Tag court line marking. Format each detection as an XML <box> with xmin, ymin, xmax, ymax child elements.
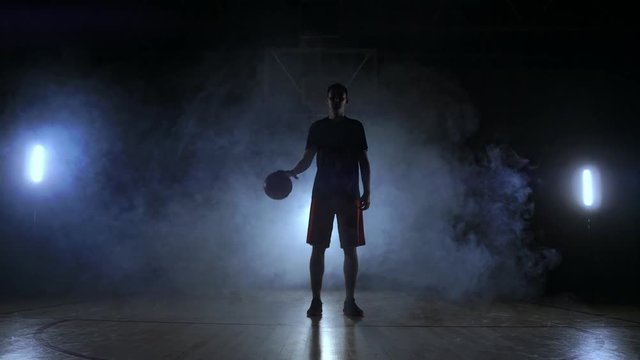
<box><xmin>527</xmin><ymin>301</ymin><xmax>640</xmax><ymax>326</ymax></box>
<box><xmin>30</xmin><ymin>317</ymin><xmax>639</xmax><ymax>360</ymax></box>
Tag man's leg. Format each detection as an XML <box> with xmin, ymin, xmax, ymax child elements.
<box><xmin>342</xmin><ymin>246</ymin><xmax>363</xmax><ymax>316</ymax></box>
<box><xmin>310</xmin><ymin>245</ymin><xmax>326</xmax><ymax>300</ymax></box>
<box><xmin>342</xmin><ymin>246</ymin><xmax>358</xmax><ymax>301</ymax></box>
<box><xmin>307</xmin><ymin>245</ymin><xmax>326</xmax><ymax>317</ymax></box>
<box><xmin>337</xmin><ymin>198</ymin><xmax>365</xmax><ymax>316</ymax></box>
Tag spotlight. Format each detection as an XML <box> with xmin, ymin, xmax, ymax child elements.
<box><xmin>582</xmin><ymin>169</ymin><xmax>593</xmax><ymax>207</ymax></box>
<box><xmin>28</xmin><ymin>144</ymin><xmax>46</xmax><ymax>184</ymax></box>
<box><xmin>575</xmin><ymin>165</ymin><xmax>601</xmax><ymax>210</ymax></box>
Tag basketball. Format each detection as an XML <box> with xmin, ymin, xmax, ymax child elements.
<box><xmin>264</xmin><ymin>170</ymin><xmax>293</xmax><ymax>200</ymax></box>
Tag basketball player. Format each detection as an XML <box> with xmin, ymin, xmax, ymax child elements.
<box><xmin>285</xmin><ymin>83</ymin><xmax>370</xmax><ymax>317</ymax></box>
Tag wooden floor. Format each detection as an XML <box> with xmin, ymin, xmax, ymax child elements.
<box><xmin>0</xmin><ymin>290</ymin><xmax>639</xmax><ymax>359</ymax></box>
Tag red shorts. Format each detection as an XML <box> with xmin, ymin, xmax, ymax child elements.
<box><xmin>306</xmin><ymin>196</ymin><xmax>365</xmax><ymax>248</ymax></box>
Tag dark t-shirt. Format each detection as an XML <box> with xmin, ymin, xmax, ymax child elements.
<box><xmin>305</xmin><ymin>117</ymin><xmax>368</xmax><ymax>199</ymax></box>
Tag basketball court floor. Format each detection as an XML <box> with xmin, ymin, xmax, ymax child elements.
<box><xmin>1</xmin><ymin>290</ymin><xmax>639</xmax><ymax>359</ymax></box>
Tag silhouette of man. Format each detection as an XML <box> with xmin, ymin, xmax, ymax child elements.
<box><xmin>285</xmin><ymin>83</ymin><xmax>370</xmax><ymax>317</ymax></box>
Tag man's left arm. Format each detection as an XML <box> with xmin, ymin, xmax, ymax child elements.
<box><xmin>358</xmin><ymin>150</ymin><xmax>370</xmax><ymax>210</ymax></box>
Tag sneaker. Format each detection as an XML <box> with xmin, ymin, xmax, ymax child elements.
<box><xmin>343</xmin><ymin>298</ymin><xmax>364</xmax><ymax>317</ymax></box>
<box><xmin>306</xmin><ymin>298</ymin><xmax>322</xmax><ymax>317</ymax></box>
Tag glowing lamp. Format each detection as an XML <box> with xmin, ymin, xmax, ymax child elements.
<box><xmin>28</xmin><ymin>145</ymin><xmax>46</xmax><ymax>183</ymax></box>
<box><xmin>582</xmin><ymin>169</ymin><xmax>593</xmax><ymax>207</ymax></box>
<box><xmin>576</xmin><ymin>165</ymin><xmax>601</xmax><ymax>210</ymax></box>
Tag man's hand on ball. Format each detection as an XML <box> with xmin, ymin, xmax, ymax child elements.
<box><xmin>283</xmin><ymin>170</ymin><xmax>298</xmax><ymax>179</ymax></box>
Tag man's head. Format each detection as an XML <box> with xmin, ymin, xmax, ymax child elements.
<box><xmin>327</xmin><ymin>83</ymin><xmax>348</xmax><ymax>116</ymax></box>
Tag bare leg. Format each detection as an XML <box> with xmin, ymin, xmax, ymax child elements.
<box><xmin>343</xmin><ymin>246</ymin><xmax>358</xmax><ymax>301</ymax></box>
<box><xmin>310</xmin><ymin>246</ymin><xmax>326</xmax><ymax>300</ymax></box>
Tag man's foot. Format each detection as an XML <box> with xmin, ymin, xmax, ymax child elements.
<box><xmin>306</xmin><ymin>298</ymin><xmax>323</xmax><ymax>317</ymax></box>
<box><xmin>343</xmin><ymin>298</ymin><xmax>364</xmax><ymax>317</ymax></box>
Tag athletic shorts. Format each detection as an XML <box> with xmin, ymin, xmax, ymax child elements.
<box><xmin>306</xmin><ymin>196</ymin><xmax>365</xmax><ymax>248</ymax></box>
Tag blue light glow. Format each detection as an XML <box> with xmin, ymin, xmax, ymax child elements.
<box><xmin>582</xmin><ymin>169</ymin><xmax>593</xmax><ymax>207</ymax></box>
<box><xmin>576</xmin><ymin>165</ymin><xmax>601</xmax><ymax>210</ymax></box>
<box><xmin>29</xmin><ymin>145</ymin><xmax>46</xmax><ymax>183</ymax></box>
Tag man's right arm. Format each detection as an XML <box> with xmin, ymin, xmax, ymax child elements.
<box><xmin>287</xmin><ymin>149</ymin><xmax>316</xmax><ymax>178</ymax></box>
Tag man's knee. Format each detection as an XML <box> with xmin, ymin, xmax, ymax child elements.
<box><xmin>342</xmin><ymin>246</ymin><xmax>357</xmax><ymax>258</ymax></box>
<box><xmin>312</xmin><ymin>245</ymin><xmax>327</xmax><ymax>257</ymax></box>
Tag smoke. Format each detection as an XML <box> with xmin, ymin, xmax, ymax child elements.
<box><xmin>351</xmin><ymin>64</ymin><xmax>560</xmax><ymax>300</ymax></box>
<box><xmin>0</xmin><ymin>53</ymin><xmax>559</xmax><ymax>301</ymax></box>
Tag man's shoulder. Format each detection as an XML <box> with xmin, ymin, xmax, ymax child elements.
<box><xmin>343</xmin><ymin>116</ymin><xmax>362</xmax><ymax>124</ymax></box>
<box><xmin>310</xmin><ymin>116</ymin><xmax>364</xmax><ymax>128</ymax></box>
<box><xmin>310</xmin><ymin>117</ymin><xmax>329</xmax><ymax>128</ymax></box>
<box><xmin>346</xmin><ymin>117</ymin><xmax>365</xmax><ymax>130</ymax></box>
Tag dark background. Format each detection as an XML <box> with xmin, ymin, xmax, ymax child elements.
<box><xmin>1</xmin><ymin>1</ymin><xmax>638</xmax><ymax>302</ymax></box>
